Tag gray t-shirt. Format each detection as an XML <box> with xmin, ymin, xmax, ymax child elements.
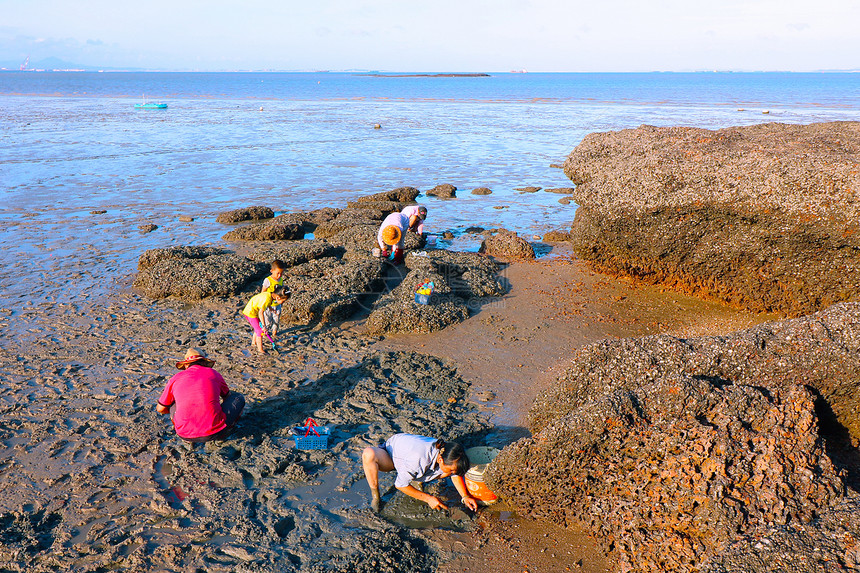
<box><xmin>383</xmin><ymin>433</ymin><xmax>443</xmax><ymax>488</ymax></box>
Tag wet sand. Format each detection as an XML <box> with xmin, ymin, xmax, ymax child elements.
<box><xmin>0</xmin><ymin>244</ymin><xmax>772</xmax><ymax>572</ymax></box>
<box><xmin>379</xmin><ymin>247</ymin><xmax>772</xmax><ymax>428</ymax></box>
<box><xmin>374</xmin><ymin>248</ymin><xmax>773</xmax><ymax>573</ymax></box>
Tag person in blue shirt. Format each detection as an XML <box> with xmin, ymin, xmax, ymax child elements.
<box><xmin>361</xmin><ymin>433</ymin><xmax>479</xmax><ymax>512</ymax></box>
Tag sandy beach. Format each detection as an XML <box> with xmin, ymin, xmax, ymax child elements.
<box><xmin>380</xmin><ymin>250</ymin><xmax>773</xmax><ymax>573</ymax></box>
<box><xmin>3</xmin><ymin>68</ymin><xmax>860</xmax><ymax>572</ymax></box>
<box><xmin>0</xmin><ymin>235</ymin><xmax>771</xmax><ymax>572</ymax></box>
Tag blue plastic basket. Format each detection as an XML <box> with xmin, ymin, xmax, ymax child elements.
<box><xmin>292</xmin><ymin>425</ymin><xmax>330</xmax><ymax>450</ymax></box>
<box><xmin>414</xmin><ymin>293</ymin><xmax>431</xmax><ymax>305</ymax></box>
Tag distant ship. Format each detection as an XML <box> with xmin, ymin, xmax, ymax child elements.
<box><xmin>511</xmin><ymin>69</ymin><xmax>528</xmax><ymax>73</ymax></box>
<box><xmin>134</xmin><ymin>95</ymin><xmax>168</xmax><ymax>109</ymax></box>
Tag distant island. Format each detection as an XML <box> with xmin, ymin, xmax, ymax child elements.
<box><xmin>359</xmin><ymin>73</ymin><xmax>491</xmax><ymax>78</ymax></box>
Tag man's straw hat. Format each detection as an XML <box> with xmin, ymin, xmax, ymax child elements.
<box><xmin>175</xmin><ymin>347</ymin><xmax>215</xmax><ymax>370</ymax></box>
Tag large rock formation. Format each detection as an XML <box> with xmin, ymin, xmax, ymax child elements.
<box><xmin>219</xmin><ymin>207</ymin><xmax>342</xmax><ymax>241</ymax></box>
<box><xmin>222</xmin><ymin>221</ymin><xmax>305</xmax><ymax>241</ymax></box>
<box><xmin>283</xmin><ymin>257</ymin><xmax>386</xmax><ymax>325</ymax></box>
<box><xmin>134</xmin><ymin>188</ymin><xmax>508</xmax><ymax>333</ymax></box>
<box><xmin>239</xmin><ymin>240</ymin><xmax>343</xmax><ymax>269</ymax></box>
<box><xmin>133</xmin><ymin>247</ymin><xmax>268</xmax><ymax>300</ymax></box>
<box><xmin>529</xmin><ymin>303</ymin><xmax>860</xmax><ymax>442</ymax></box>
<box><xmin>564</xmin><ymin>122</ymin><xmax>860</xmax><ymax>316</ymax></box>
<box><xmin>486</xmin><ymin>303</ymin><xmax>860</xmax><ymax>573</ymax></box>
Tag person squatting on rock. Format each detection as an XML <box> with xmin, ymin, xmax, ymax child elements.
<box><xmin>156</xmin><ymin>348</ymin><xmax>245</xmax><ymax>443</ymax></box>
<box><xmin>400</xmin><ymin>204</ymin><xmax>427</xmax><ymax>235</ymax></box>
<box><xmin>361</xmin><ymin>433</ymin><xmax>479</xmax><ymax>513</ymax></box>
<box><xmin>260</xmin><ymin>259</ymin><xmax>287</xmax><ymax>337</ymax></box>
<box><xmin>242</xmin><ymin>284</ymin><xmax>291</xmax><ymax>353</ymax></box>
<box><xmin>376</xmin><ymin>211</ymin><xmax>410</xmax><ymax>264</ymax></box>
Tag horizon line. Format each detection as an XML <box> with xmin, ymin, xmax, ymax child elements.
<box><xmin>3</xmin><ymin>68</ymin><xmax>860</xmax><ymax>74</ymax></box>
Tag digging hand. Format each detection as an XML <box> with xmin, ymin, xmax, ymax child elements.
<box><xmin>426</xmin><ymin>496</ymin><xmax>448</xmax><ymax>511</ymax></box>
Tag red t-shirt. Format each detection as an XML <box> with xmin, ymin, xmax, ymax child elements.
<box><xmin>158</xmin><ymin>365</ymin><xmax>230</xmax><ymax>439</ymax></box>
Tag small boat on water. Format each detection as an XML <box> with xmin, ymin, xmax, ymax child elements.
<box><xmin>135</xmin><ymin>95</ymin><xmax>168</xmax><ymax>110</ymax></box>
<box><xmin>134</xmin><ymin>102</ymin><xmax>168</xmax><ymax>109</ymax></box>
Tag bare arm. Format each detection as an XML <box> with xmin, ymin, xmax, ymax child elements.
<box><xmin>450</xmin><ymin>475</ymin><xmax>479</xmax><ymax>511</ymax></box>
<box><xmin>156</xmin><ymin>403</ymin><xmax>169</xmax><ymax>415</ymax></box>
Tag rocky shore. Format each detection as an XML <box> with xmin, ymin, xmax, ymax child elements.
<box><xmin>484</xmin><ymin>121</ymin><xmax>860</xmax><ymax>572</ymax></box>
<box><xmin>487</xmin><ymin>303</ymin><xmax>860</xmax><ymax>572</ymax></box>
<box><xmin>563</xmin><ymin>122</ymin><xmax>860</xmax><ymax>316</ymax></box>
<box><xmin>4</xmin><ymin>121</ymin><xmax>860</xmax><ymax>573</ymax></box>
<box><xmin>134</xmin><ymin>186</ymin><xmax>522</xmax><ymax>336</ymax></box>
<box><xmin>0</xmin><ymin>186</ymin><xmax>551</xmax><ymax>572</ymax></box>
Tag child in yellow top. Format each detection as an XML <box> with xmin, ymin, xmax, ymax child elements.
<box><xmin>242</xmin><ymin>285</ymin><xmax>290</xmax><ymax>354</ymax></box>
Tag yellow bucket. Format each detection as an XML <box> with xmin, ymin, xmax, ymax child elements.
<box><xmin>464</xmin><ymin>447</ymin><xmax>500</xmax><ymax>505</ymax></box>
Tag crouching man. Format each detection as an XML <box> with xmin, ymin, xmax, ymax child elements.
<box><xmin>156</xmin><ymin>348</ymin><xmax>245</xmax><ymax>443</ymax></box>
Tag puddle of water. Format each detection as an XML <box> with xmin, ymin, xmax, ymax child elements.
<box><xmin>152</xmin><ymin>455</ymin><xmax>189</xmax><ymax>510</ymax></box>
<box><xmin>66</xmin><ymin>516</ymin><xmax>111</xmax><ymax>546</ymax></box>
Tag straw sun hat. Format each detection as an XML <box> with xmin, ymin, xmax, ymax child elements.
<box><xmin>381</xmin><ymin>225</ymin><xmax>402</xmax><ymax>246</ymax></box>
<box><xmin>175</xmin><ymin>347</ymin><xmax>215</xmax><ymax>370</ymax></box>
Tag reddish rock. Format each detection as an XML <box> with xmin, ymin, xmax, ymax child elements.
<box><xmin>487</xmin><ymin>302</ymin><xmax>860</xmax><ymax>573</ymax></box>
<box><xmin>352</xmin><ymin>186</ymin><xmax>420</xmax><ymax>204</ymax></box>
<box><xmin>542</xmin><ymin>230</ymin><xmax>572</xmax><ymax>242</ymax></box>
<box><xmin>222</xmin><ymin>221</ymin><xmax>304</xmax><ymax>241</ymax></box>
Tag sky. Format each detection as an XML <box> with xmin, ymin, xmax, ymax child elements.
<box><xmin>1</xmin><ymin>0</ymin><xmax>858</xmax><ymax>72</ymax></box>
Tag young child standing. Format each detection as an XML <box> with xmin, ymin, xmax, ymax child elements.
<box><xmin>260</xmin><ymin>260</ymin><xmax>287</xmax><ymax>337</ymax></box>
<box><xmin>242</xmin><ymin>284</ymin><xmax>291</xmax><ymax>354</ymax></box>
<box><xmin>261</xmin><ymin>259</ymin><xmax>286</xmax><ymax>293</ymax></box>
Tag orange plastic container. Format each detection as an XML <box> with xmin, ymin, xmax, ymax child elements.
<box><xmin>464</xmin><ymin>447</ymin><xmax>500</xmax><ymax>505</ymax></box>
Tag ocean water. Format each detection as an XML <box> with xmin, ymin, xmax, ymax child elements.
<box><xmin>1</xmin><ymin>71</ymin><xmax>860</xmax><ymax>307</ymax></box>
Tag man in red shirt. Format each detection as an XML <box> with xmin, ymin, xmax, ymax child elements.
<box><xmin>156</xmin><ymin>348</ymin><xmax>245</xmax><ymax>443</ymax></box>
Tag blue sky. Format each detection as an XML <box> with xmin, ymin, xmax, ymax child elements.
<box><xmin>1</xmin><ymin>0</ymin><xmax>858</xmax><ymax>72</ymax></box>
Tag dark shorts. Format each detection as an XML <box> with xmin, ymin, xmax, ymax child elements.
<box><xmin>172</xmin><ymin>392</ymin><xmax>246</xmax><ymax>443</ymax></box>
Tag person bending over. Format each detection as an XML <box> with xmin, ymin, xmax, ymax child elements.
<box><xmin>242</xmin><ymin>284</ymin><xmax>291</xmax><ymax>353</ymax></box>
<box><xmin>156</xmin><ymin>348</ymin><xmax>245</xmax><ymax>443</ymax></box>
<box><xmin>361</xmin><ymin>433</ymin><xmax>479</xmax><ymax>512</ymax></box>
<box><xmin>376</xmin><ymin>211</ymin><xmax>410</xmax><ymax>264</ymax></box>
<box><xmin>400</xmin><ymin>204</ymin><xmax>427</xmax><ymax>234</ymax></box>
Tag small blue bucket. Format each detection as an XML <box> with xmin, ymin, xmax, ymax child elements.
<box><xmin>414</xmin><ymin>293</ymin><xmax>430</xmax><ymax>305</ymax></box>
